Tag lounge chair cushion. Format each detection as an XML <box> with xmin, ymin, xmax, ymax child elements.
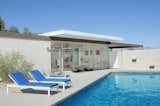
<box><xmin>29</xmin><ymin>70</ymin><xmax>46</xmax><ymax>80</ymax></box>
<box><xmin>9</xmin><ymin>71</ymin><xmax>29</xmax><ymax>85</ymax></box>
<box><xmin>9</xmin><ymin>71</ymin><xmax>58</xmax><ymax>87</ymax></box>
<box><xmin>24</xmin><ymin>82</ymin><xmax>57</xmax><ymax>87</ymax></box>
<box><xmin>29</xmin><ymin>70</ymin><xmax>71</xmax><ymax>82</ymax></box>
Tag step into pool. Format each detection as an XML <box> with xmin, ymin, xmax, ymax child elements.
<box><xmin>54</xmin><ymin>72</ymin><xmax>160</xmax><ymax>106</ymax></box>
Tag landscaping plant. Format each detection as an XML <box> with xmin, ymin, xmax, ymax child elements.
<box><xmin>0</xmin><ymin>52</ymin><xmax>34</xmax><ymax>82</ymax></box>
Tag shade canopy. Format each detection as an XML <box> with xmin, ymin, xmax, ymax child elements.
<box><xmin>39</xmin><ymin>29</ymin><xmax>123</xmax><ymax>42</ymax></box>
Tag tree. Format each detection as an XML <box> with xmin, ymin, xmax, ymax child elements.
<box><xmin>9</xmin><ymin>26</ymin><xmax>19</xmax><ymax>33</ymax></box>
<box><xmin>0</xmin><ymin>17</ymin><xmax>5</xmax><ymax>31</ymax></box>
<box><xmin>23</xmin><ymin>27</ymin><xmax>31</xmax><ymax>34</ymax></box>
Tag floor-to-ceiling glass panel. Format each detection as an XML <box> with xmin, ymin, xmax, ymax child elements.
<box><xmin>72</xmin><ymin>48</ymin><xmax>79</xmax><ymax>68</ymax></box>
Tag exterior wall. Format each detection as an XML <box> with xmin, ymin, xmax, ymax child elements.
<box><xmin>116</xmin><ymin>49</ymin><xmax>160</xmax><ymax>71</ymax></box>
<box><xmin>0</xmin><ymin>36</ymin><xmax>110</xmax><ymax>73</ymax></box>
<box><xmin>0</xmin><ymin>37</ymin><xmax>51</xmax><ymax>74</ymax></box>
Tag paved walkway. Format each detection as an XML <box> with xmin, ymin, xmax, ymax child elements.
<box><xmin>0</xmin><ymin>69</ymin><xmax>111</xmax><ymax>106</ymax></box>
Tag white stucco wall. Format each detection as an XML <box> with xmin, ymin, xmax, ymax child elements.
<box><xmin>0</xmin><ymin>37</ymin><xmax>51</xmax><ymax>74</ymax></box>
<box><xmin>116</xmin><ymin>49</ymin><xmax>160</xmax><ymax>71</ymax></box>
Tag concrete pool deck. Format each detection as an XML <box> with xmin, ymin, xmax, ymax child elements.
<box><xmin>0</xmin><ymin>69</ymin><xmax>113</xmax><ymax>106</ymax></box>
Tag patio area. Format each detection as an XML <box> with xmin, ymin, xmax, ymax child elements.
<box><xmin>0</xmin><ymin>69</ymin><xmax>112</xmax><ymax>106</ymax></box>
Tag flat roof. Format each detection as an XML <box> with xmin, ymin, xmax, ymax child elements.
<box><xmin>39</xmin><ymin>29</ymin><xmax>123</xmax><ymax>42</ymax></box>
<box><xmin>0</xmin><ymin>31</ymin><xmax>143</xmax><ymax>48</ymax></box>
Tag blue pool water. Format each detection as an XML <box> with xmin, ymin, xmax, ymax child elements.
<box><xmin>54</xmin><ymin>72</ymin><xmax>160</xmax><ymax>106</ymax></box>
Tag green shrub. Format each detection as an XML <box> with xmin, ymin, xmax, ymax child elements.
<box><xmin>0</xmin><ymin>52</ymin><xmax>34</xmax><ymax>82</ymax></box>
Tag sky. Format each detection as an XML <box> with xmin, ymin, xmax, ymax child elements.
<box><xmin>0</xmin><ymin>0</ymin><xmax>160</xmax><ymax>47</ymax></box>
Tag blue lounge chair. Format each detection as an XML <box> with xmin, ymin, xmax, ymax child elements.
<box><xmin>29</xmin><ymin>70</ymin><xmax>71</xmax><ymax>91</ymax></box>
<box><xmin>7</xmin><ymin>71</ymin><xmax>58</xmax><ymax>97</ymax></box>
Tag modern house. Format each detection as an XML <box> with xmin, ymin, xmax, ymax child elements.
<box><xmin>0</xmin><ymin>30</ymin><xmax>142</xmax><ymax>73</ymax></box>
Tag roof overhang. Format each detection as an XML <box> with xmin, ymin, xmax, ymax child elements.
<box><xmin>49</xmin><ymin>36</ymin><xmax>143</xmax><ymax>48</ymax></box>
<box><xmin>0</xmin><ymin>31</ymin><xmax>143</xmax><ymax>49</ymax></box>
<box><xmin>39</xmin><ymin>29</ymin><xmax>123</xmax><ymax>42</ymax></box>
<box><xmin>108</xmin><ymin>42</ymin><xmax>143</xmax><ymax>49</ymax></box>
<box><xmin>49</xmin><ymin>36</ymin><xmax>111</xmax><ymax>44</ymax></box>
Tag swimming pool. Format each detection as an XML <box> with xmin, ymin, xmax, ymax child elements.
<box><xmin>54</xmin><ymin>72</ymin><xmax>160</xmax><ymax>106</ymax></box>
